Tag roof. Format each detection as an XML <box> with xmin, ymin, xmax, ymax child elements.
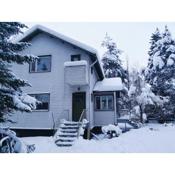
<box><xmin>93</xmin><ymin>77</ymin><xmax>123</xmax><ymax>92</ymax></box>
<box><xmin>17</xmin><ymin>25</ymin><xmax>104</xmax><ymax>80</ymax></box>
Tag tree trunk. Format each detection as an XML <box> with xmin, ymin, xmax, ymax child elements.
<box><xmin>139</xmin><ymin>105</ymin><xmax>143</xmax><ymax>123</ymax></box>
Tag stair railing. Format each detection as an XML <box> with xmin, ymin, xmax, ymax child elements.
<box><xmin>77</xmin><ymin>109</ymin><xmax>87</xmax><ymax>138</ymax></box>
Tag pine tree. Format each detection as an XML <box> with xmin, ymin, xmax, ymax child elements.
<box><xmin>0</xmin><ymin>22</ymin><xmax>38</xmax><ymax>122</ymax></box>
<box><xmin>101</xmin><ymin>34</ymin><xmax>128</xmax><ymax>82</ymax></box>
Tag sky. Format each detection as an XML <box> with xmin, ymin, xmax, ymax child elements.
<box><xmin>26</xmin><ymin>22</ymin><xmax>175</xmax><ymax>69</ymax></box>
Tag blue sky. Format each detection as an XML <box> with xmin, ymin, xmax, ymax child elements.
<box><xmin>26</xmin><ymin>22</ymin><xmax>175</xmax><ymax>69</ymax></box>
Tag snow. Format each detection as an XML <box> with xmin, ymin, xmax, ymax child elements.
<box><xmin>102</xmin><ymin>124</ymin><xmax>122</xmax><ymax>136</ymax></box>
<box><xmin>167</xmin><ymin>58</ymin><xmax>174</xmax><ymax>66</ymax></box>
<box><xmin>13</xmin><ymin>93</ymin><xmax>37</xmax><ymax>111</ymax></box>
<box><xmin>16</xmin><ymin>25</ymin><xmax>104</xmax><ymax>78</ymax></box>
<box><xmin>153</xmin><ymin>54</ymin><xmax>164</xmax><ymax>69</ymax></box>
<box><xmin>17</xmin><ymin>25</ymin><xmax>98</xmax><ymax>55</ymax></box>
<box><xmin>21</xmin><ymin>123</ymin><xmax>175</xmax><ymax>153</ymax></box>
<box><xmin>135</xmin><ymin>83</ymin><xmax>167</xmax><ymax>106</ymax></box>
<box><xmin>166</xmin><ymin>45</ymin><xmax>175</xmax><ymax>52</ymax></box>
<box><xmin>64</xmin><ymin>60</ymin><xmax>87</xmax><ymax>67</ymax></box>
<box><xmin>93</xmin><ymin>77</ymin><xmax>123</xmax><ymax>91</ymax></box>
<box><xmin>128</xmin><ymin>84</ymin><xmax>136</xmax><ymax>96</ymax></box>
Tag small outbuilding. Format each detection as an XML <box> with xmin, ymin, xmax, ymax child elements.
<box><xmin>93</xmin><ymin>77</ymin><xmax>123</xmax><ymax>126</ymax></box>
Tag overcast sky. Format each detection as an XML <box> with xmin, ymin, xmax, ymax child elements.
<box><xmin>26</xmin><ymin>22</ymin><xmax>175</xmax><ymax>69</ymax></box>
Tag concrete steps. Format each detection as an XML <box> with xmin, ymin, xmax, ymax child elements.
<box><xmin>54</xmin><ymin>120</ymin><xmax>88</xmax><ymax>147</ymax></box>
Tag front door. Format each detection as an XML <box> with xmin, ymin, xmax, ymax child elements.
<box><xmin>72</xmin><ymin>92</ymin><xmax>86</xmax><ymax>121</ymax></box>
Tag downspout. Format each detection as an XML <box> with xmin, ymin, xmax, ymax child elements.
<box><xmin>87</xmin><ymin>59</ymin><xmax>98</xmax><ymax>139</ymax></box>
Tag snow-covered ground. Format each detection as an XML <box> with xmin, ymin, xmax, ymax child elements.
<box><xmin>21</xmin><ymin>123</ymin><xmax>175</xmax><ymax>153</ymax></box>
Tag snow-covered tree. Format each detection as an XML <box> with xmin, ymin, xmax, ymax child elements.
<box><xmin>101</xmin><ymin>34</ymin><xmax>129</xmax><ymax>114</ymax></box>
<box><xmin>145</xmin><ymin>28</ymin><xmax>162</xmax><ymax>85</ymax></box>
<box><xmin>101</xmin><ymin>34</ymin><xmax>128</xmax><ymax>82</ymax></box>
<box><xmin>129</xmin><ymin>69</ymin><xmax>167</xmax><ymax>123</ymax></box>
<box><xmin>0</xmin><ymin>22</ymin><xmax>38</xmax><ymax>122</ymax></box>
<box><xmin>145</xmin><ymin>26</ymin><xmax>175</xmax><ymax>119</ymax></box>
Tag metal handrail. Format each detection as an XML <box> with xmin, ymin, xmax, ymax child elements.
<box><xmin>77</xmin><ymin>109</ymin><xmax>87</xmax><ymax>138</ymax></box>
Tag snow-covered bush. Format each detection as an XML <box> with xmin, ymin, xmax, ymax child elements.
<box><xmin>102</xmin><ymin>124</ymin><xmax>122</xmax><ymax>138</ymax></box>
<box><xmin>0</xmin><ymin>128</ymin><xmax>29</xmax><ymax>153</ymax></box>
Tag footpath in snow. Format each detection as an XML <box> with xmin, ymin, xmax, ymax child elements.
<box><xmin>21</xmin><ymin>123</ymin><xmax>175</xmax><ymax>153</ymax></box>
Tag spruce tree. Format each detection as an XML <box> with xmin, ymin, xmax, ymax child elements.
<box><xmin>101</xmin><ymin>34</ymin><xmax>128</xmax><ymax>82</ymax></box>
<box><xmin>145</xmin><ymin>28</ymin><xmax>162</xmax><ymax>85</ymax></box>
<box><xmin>145</xmin><ymin>26</ymin><xmax>175</xmax><ymax>120</ymax></box>
<box><xmin>0</xmin><ymin>22</ymin><xmax>38</xmax><ymax>122</ymax></box>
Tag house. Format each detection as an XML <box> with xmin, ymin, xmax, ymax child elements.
<box><xmin>5</xmin><ymin>25</ymin><xmax>123</xmax><ymax>134</ymax></box>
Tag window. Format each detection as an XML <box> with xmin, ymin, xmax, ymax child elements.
<box><xmin>29</xmin><ymin>55</ymin><xmax>51</xmax><ymax>73</ymax></box>
<box><xmin>95</xmin><ymin>95</ymin><xmax>114</xmax><ymax>111</ymax></box>
<box><xmin>30</xmin><ymin>93</ymin><xmax>50</xmax><ymax>111</ymax></box>
<box><xmin>71</xmin><ymin>54</ymin><xmax>81</xmax><ymax>61</ymax></box>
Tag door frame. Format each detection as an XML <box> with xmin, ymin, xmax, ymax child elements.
<box><xmin>72</xmin><ymin>92</ymin><xmax>86</xmax><ymax>121</ymax></box>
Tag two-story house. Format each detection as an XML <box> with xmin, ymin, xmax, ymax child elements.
<box><xmin>5</xmin><ymin>25</ymin><xmax>123</xmax><ymax>135</ymax></box>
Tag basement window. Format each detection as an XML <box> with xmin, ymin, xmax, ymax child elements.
<box><xmin>30</xmin><ymin>93</ymin><xmax>50</xmax><ymax>111</ymax></box>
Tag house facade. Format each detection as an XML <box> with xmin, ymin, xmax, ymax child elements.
<box><xmin>5</xmin><ymin>25</ymin><xmax>123</xmax><ymax>131</ymax></box>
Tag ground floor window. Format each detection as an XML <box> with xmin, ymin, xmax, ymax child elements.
<box><xmin>30</xmin><ymin>93</ymin><xmax>50</xmax><ymax>111</ymax></box>
<box><xmin>95</xmin><ymin>95</ymin><xmax>114</xmax><ymax>111</ymax></box>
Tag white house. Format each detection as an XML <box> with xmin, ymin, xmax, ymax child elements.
<box><xmin>6</xmin><ymin>25</ymin><xmax>123</xmax><ymax>133</ymax></box>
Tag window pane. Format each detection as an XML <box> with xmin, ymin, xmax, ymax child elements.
<box><xmin>30</xmin><ymin>61</ymin><xmax>36</xmax><ymax>72</ymax></box>
<box><xmin>31</xmin><ymin>94</ymin><xmax>50</xmax><ymax>110</ymax></box>
<box><xmin>107</xmin><ymin>96</ymin><xmax>113</xmax><ymax>110</ymax></box>
<box><xmin>95</xmin><ymin>95</ymin><xmax>114</xmax><ymax>111</ymax></box>
<box><xmin>95</xmin><ymin>96</ymin><xmax>100</xmax><ymax>110</ymax></box>
<box><xmin>71</xmin><ymin>54</ymin><xmax>81</xmax><ymax>61</ymax></box>
<box><xmin>37</xmin><ymin>56</ymin><xmax>51</xmax><ymax>72</ymax></box>
<box><xmin>101</xmin><ymin>96</ymin><xmax>107</xmax><ymax>110</ymax></box>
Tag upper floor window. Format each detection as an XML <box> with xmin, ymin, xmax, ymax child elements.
<box><xmin>29</xmin><ymin>55</ymin><xmax>51</xmax><ymax>73</ymax></box>
<box><xmin>71</xmin><ymin>54</ymin><xmax>81</xmax><ymax>61</ymax></box>
<box><xmin>95</xmin><ymin>95</ymin><xmax>114</xmax><ymax>111</ymax></box>
<box><xmin>30</xmin><ymin>93</ymin><xmax>50</xmax><ymax>111</ymax></box>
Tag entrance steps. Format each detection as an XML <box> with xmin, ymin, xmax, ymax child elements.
<box><xmin>54</xmin><ymin>119</ymin><xmax>88</xmax><ymax>147</ymax></box>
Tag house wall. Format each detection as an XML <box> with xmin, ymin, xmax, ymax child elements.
<box><xmin>94</xmin><ymin>111</ymin><xmax>115</xmax><ymax>126</ymax></box>
<box><xmin>6</xmin><ymin>32</ymin><xmax>98</xmax><ymax>129</ymax></box>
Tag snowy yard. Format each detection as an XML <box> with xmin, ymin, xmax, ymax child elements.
<box><xmin>21</xmin><ymin>123</ymin><xmax>175</xmax><ymax>153</ymax></box>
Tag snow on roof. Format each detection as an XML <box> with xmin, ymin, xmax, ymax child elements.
<box><xmin>93</xmin><ymin>77</ymin><xmax>123</xmax><ymax>92</ymax></box>
<box><xmin>18</xmin><ymin>25</ymin><xmax>97</xmax><ymax>55</ymax></box>
<box><xmin>64</xmin><ymin>60</ymin><xmax>87</xmax><ymax>67</ymax></box>
<box><xmin>17</xmin><ymin>25</ymin><xmax>104</xmax><ymax>80</ymax></box>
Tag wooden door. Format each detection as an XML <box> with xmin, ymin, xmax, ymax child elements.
<box><xmin>72</xmin><ymin>92</ymin><xmax>86</xmax><ymax>121</ymax></box>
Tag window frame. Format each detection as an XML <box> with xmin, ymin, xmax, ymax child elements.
<box><xmin>71</xmin><ymin>54</ymin><xmax>81</xmax><ymax>61</ymax></box>
<box><xmin>29</xmin><ymin>55</ymin><xmax>52</xmax><ymax>73</ymax></box>
<box><xmin>94</xmin><ymin>94</ymin><xmax>114</xmax><ymax>111</ymax></box>
<box><xmin>29</xmin><ymin>93</ymin><xmax>50</xmax><ymax>112</ymax></box>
